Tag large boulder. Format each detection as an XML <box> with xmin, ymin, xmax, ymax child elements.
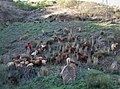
<box><xmin>60</xmin><ymin>65</ymin><xmax>76</xmax><ymax>84</ymax></box>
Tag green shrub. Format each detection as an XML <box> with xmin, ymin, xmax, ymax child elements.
<box><xmin>15</xmin><ymin>1</ymin><xmax>33</xmax><ymax>11</ymax></box>
<box><xmin>86</xmin><ymin>71</ymin><xmax>112</xmax><ymax>89</ymax></box>
<box><xmin>78</xmin><ymin>2</ymin><xmax>113</xmax><ymax>17</ymax></box>
<box><xmin>14</xmin><ymin>0</ymin><xmax>52</xmax><ymax>11</ymax></box>
<box><xmin>93</xmin><ymin>51</ymin><xmax>108</xmax><ymax>58</ymax></box>
<box><xmin>115</xmin><ymin>11</ymin><xmax>120</xmax><ymax>18</ymax></box>
<box><xmin>37</xmin><ymin>0</ymin><xmax>53</xmax><ymax>7</ymax></box>
<box><xmin>116</xmin><ymin>56</ymin><xmax>120</xmax><ymax>61</ymax></box>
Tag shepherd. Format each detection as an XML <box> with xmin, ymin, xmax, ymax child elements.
<box><xmin>25</xmin><ymin>43</ymin><xmax>32</xmax><ymax>55</ymax></box>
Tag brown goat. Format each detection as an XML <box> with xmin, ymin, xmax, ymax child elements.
<box><xmin>51</xmin><ymin>55</ymin><xmax>56</xmax><ymax>64</ymax></box>
<box><xmin>111</xmin><ymin>43</ymin><xmax>118</xmax><ymax>55</ymax></box>
<box><xmin>82</xmin><ymin>41</ymin><xmax>91</xmax><ymax>51</ymax></box>
<box><xmin>44</xmin><ymin>55</ymin><xmax>50</xmax><ymax>63</ymax></box>
<box><xmin>13</xmin><ymin>59</ymin><xmax>23</xmax><ymax>68</ymax></box>
<box><xmin>77</xmin><ymin>53</ymin><xmax>88</xmax><ymax>63</ymax></box>
<box><xmin>56</xmin><ymin>54</ymin><xmax>61</xmax><ymax>64</ymax></box>
<box><xmin>62</xmin><ymin>37</ymin><xmax>68</xmax><ymax>42</ymax></box>
<box><xmin>54</xmin><ymin>37</ymin><xmax>61</xmax><ymax>42</ymax></box>
<box><xmin>30</xmin><ymin>58</ymin><xmax>42</xmax><ymax>67</ymax></box>
<box><xmin>61</xmin><ymin>52</ymin><xmax>69</xmax><ymax>60</ymax></box>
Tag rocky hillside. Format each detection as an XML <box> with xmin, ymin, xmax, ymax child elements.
<box><xmin>1</xmin><ymin>0</ymin><xmax>120</xmax><ymax>26</ymax></box>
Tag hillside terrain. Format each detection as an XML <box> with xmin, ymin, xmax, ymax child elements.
<box><xmin>0</xmin><ymin>0</ymin><xmax>120</xmax><ymax>89</ymax></box>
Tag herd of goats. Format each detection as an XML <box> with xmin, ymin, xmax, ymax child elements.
<box><xmin>6</xmin><ymin>27</ymin><xmax>119</xmax><ymax>84</ymax></box>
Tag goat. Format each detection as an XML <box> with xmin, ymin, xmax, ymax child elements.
<box><xmin>27</xmin><ymin>63</ymin><xmax>34</xmax><ymax>68</ymax></box>
<box><xmin>82</xmin><ymin>41</ymin><xmax>91</xmax><ymax>51</ymax></box>
<box><xmin>61</xmin><ymin>52</ymin><xmax>69</xmax><ymax>60</ymax></box>
<box><xmin>53</xmin><ymin>37</ymin><xmax>61</xmax><ymax>42</ymax></box>
<box><xmin>30</xmin><ymin>57</ymin><xmax>47</xmax><ymax>66</ymax></box>
<box><xmin>14</xmin><ymin>60</ymin><xmax>22</xmax><ymax>68</ymax></box>
<box><xmin>77</xmin><ymin>53</ymin><xmax>88</xmax><ymax>63</ymax></box>
<box><xmin>44</xmin><ymin>55</ymin><xmax>50</xmax><ymax>63</ymax></box>
<box><xmin>42</xmin><ymin>60</ymin><xmax>47</xmax><ymax>65</ymax></box>
<box><xmin>7</xmin><ymin>62</ymin><xmax>16</xmax><ymax>71</ymax></box>
<box><xmin>7</xmin><ymin>62</ymin><xmax>14</xmax><ymax>67</ymax></box>
<box><xmin>25</xmin><ymin>61</ymin><xmax>29</xmax><ymax>65</ymax></box>
<box><xmin>37</xmin><ymin>46</ymin><xmax>43</xmax><ymax>53</ymax></box>
<box><xmin>31</xmin><ymin>50</ymin><xmax>39</xmax><ymax>58</ymax></box>
<box><xmin>62</xmin><ymin>37</ymin><xmax>68</xmax><ymax>42</ymax></box>
<box><xmin>20</xmin><ymin>54</ymin><xmax>31</xmax><ymax>61</ymax></box>
<box><xmin>30</xmin><ymin>59</ymin><xmax>42</xmax><ymax>67</ymax></box>
<box><xmin>51</xmin><ymin>55</ymin><xmax>56</xmax><ymax>64</ymax></box>
<box><xmin>111</xmin><ymin>43</ymin><xmax>118</xmax><ymax>55</ymax></box>
<box><xmin>66</xmin><ymin>58</ymin><xmax>78</xmax><ymax>67</ymax></box>
<box><xmin>56</xmin><ymin>54</ymin><xmax>61</xmax><ymax>64</ymax></box>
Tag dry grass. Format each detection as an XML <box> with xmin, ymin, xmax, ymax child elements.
<box><xmin>77</xmin><ymin>2</ymin><xmax>114</xmax><ymax>18</ymax></box>
<box><xmin>56</xmin><ymin>0</ymin><xmax>77</xmax><ymax>8</ymax></box>
<box><xmin>56</xmin><ymin>1</ymin><xmax>116</xmax><ymax>20</ymax></box>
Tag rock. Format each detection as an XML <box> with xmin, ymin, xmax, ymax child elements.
<box><xmin>30</xmin><ymin>40</ymin><xmax>37</xmax><ymax>48</ymax></box>
<box><xmin>60</xmin><ymin>65</ymin><xmax>76</xmax><ymax>84</ymax></box>
<box><xmin>41</xmin><ymin>66</ymin><xmax>49</xmax><ymax>76</ymax></box>
<box><xmin>93</xmin><ymin>57</ymin><xmax>98</xmax><ymax>65</ymax></box>
<box><xmin>110</xmin><ymin>61</ymin><xmax>118</xmax><ymax>71</ymax></box>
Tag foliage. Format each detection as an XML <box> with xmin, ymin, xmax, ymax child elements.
<box><xmin>14</xmin><ymin>0</ymin><xmax>53</xmax><ymax>11</ymax></box>
<box><xmin>116</xmin><ymin>56</ymin><xmax>120</xmax><ymax>61</ymax></box>
<box><xmin>93</xmin><ymin>51</ymin><xmax>108</xmax><ymax>58</ymax></box>
<box><xmin>14</xmin><ymin>73</ymin><xmax>87</xmax><ymax>89</ymax></box>
<box><xmin>85</xmin><ymin>69</ymin><xmax>114</xmax><ymax>89</ymax></box>
<box><xmin>56</xmin><ymin>1</ymin><xmax>117</xmax><ymax>20</ymax></box>
<box><xmin>115</xmin><ymin>11</ymin><xmax>120</xmax><ymax>18</ymax></box>
<box><xmin>4</xmin><ymin>68</ymin><xmax>118</xmax><ymax>89</ymax></box>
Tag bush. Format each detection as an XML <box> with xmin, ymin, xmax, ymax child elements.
<box><xmin>93</xmin><ymin>51</ymin><xmax>108</xmax><ymax>58</ymax></box>
<box><xmin>86</xmin><ymin>71</ymin><xmax>112</xmax><ymax>89</ymax></box>
<box><xmin>57</xmin><ymin>0</ymin><xmax>77</xmax><ymax>8</ymax></box>
<box><xmin>37</xmin><ymin>0</ymin><xmax>53</xmax><ymax>7</ymax></box>
<box><xmin>14</xmin><ymin>0</ymin><xmax>53</xmax><ymax>11</ymax></box>
<box><xmin>77</xmin><ymin>2</ymin><xmax>115</xmax><ymax>20</ymax></box>
<box><xmin>0</xmin><ymin>64</ymin><xmax>11</xmax><ymax>89</ymax></box>
<box><xmin>115</xmin><ymin>11</ymin><xmax>120</xmax><ymax>18</ymax></box>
